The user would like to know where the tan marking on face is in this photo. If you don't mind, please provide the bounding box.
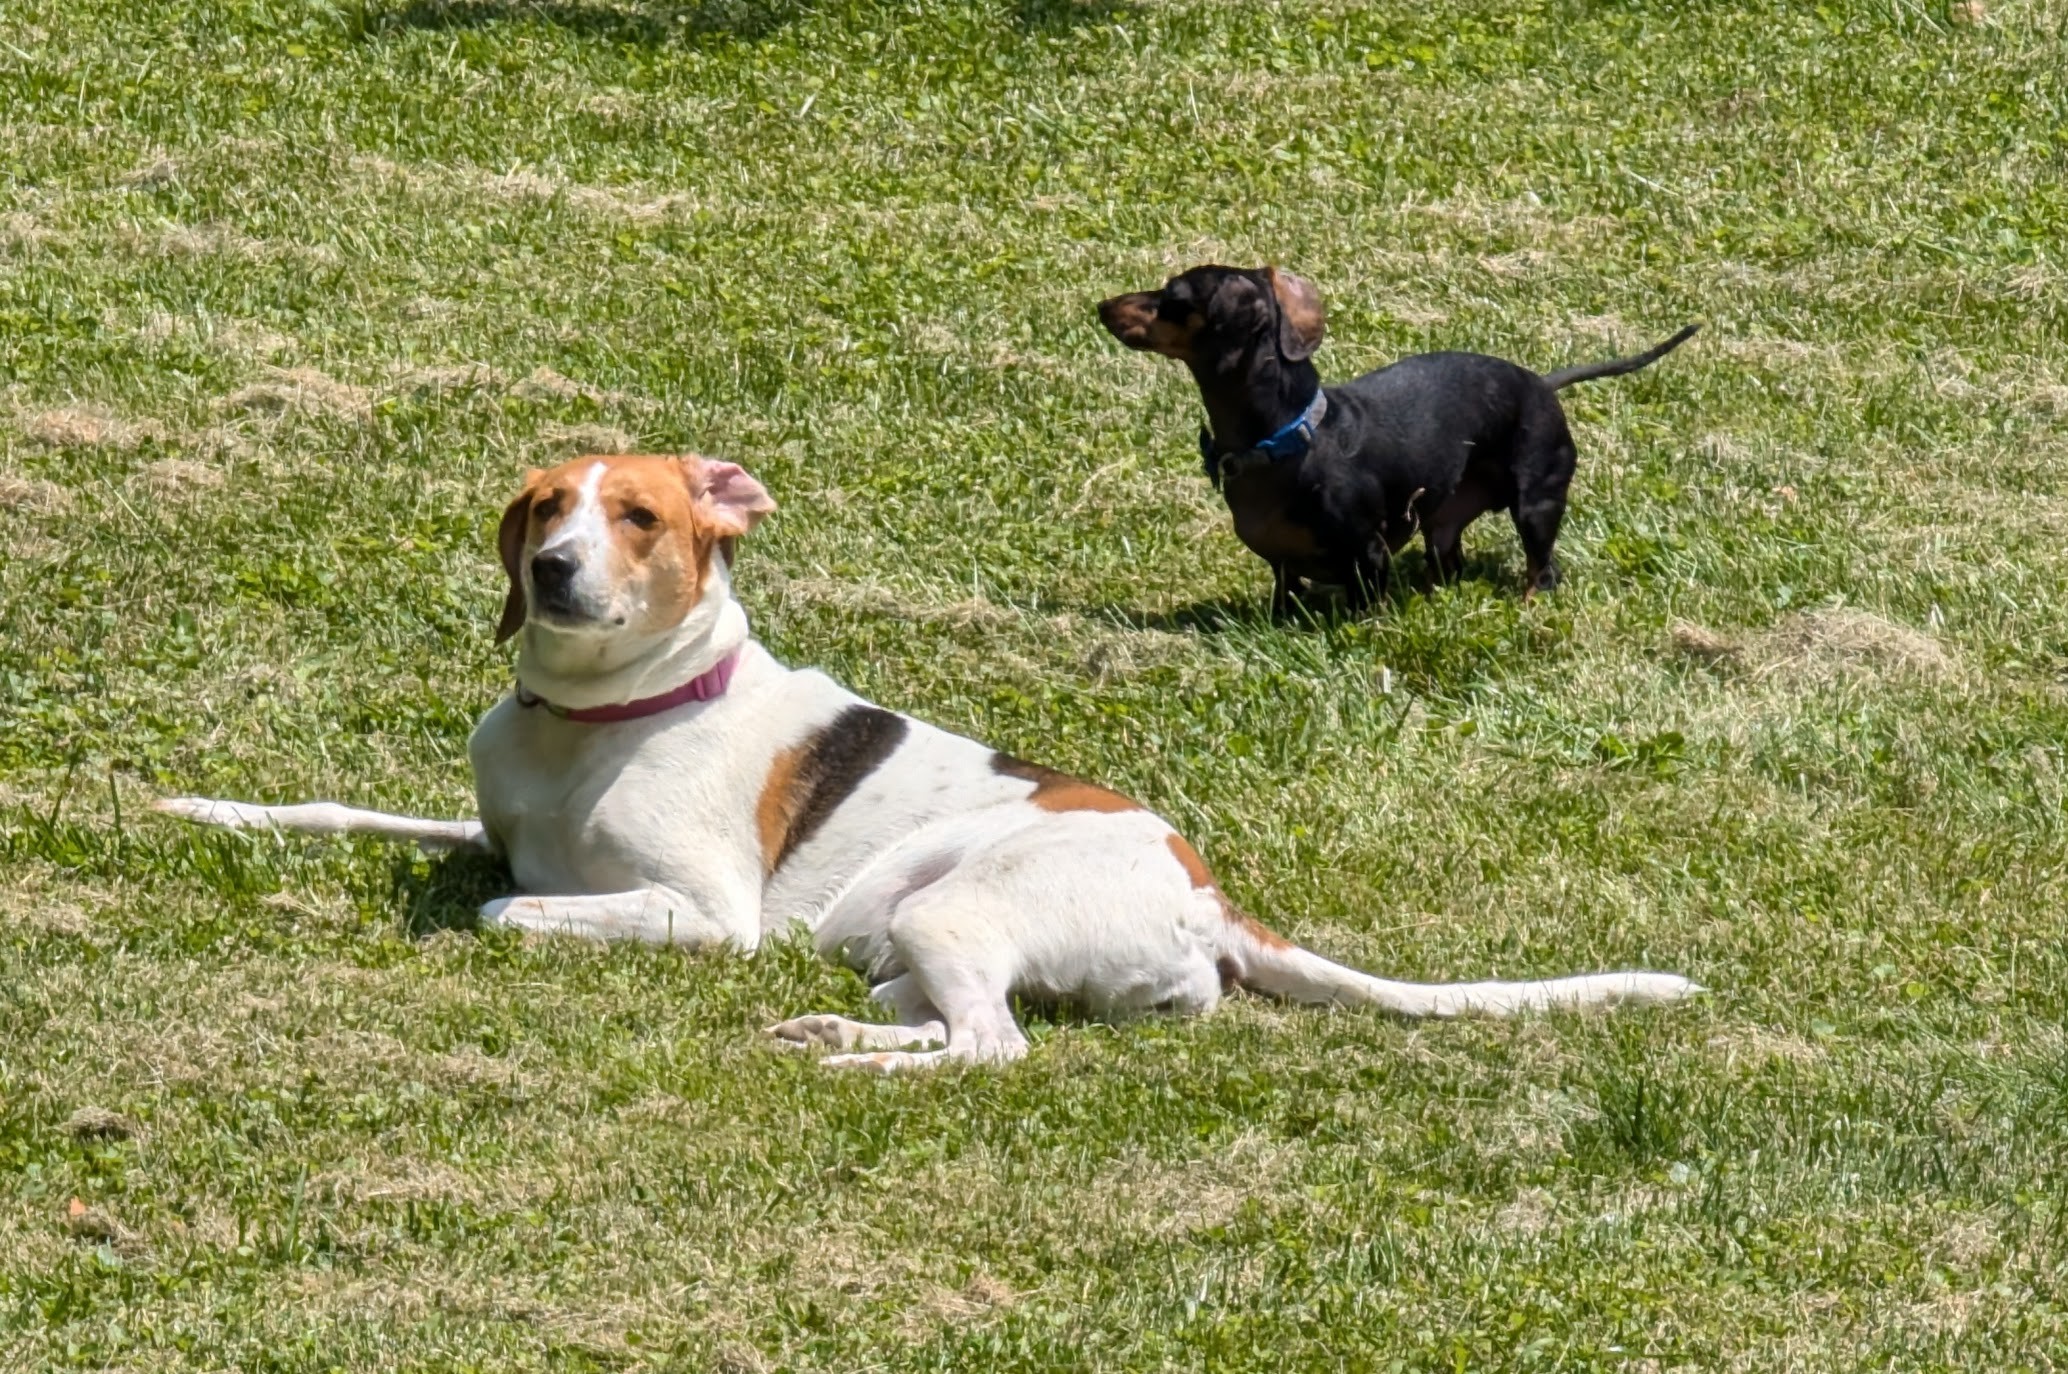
[991,753,1142,814]
[1143,317,1198,360]
[594,455,715,626]
[521,468,583,546]
[1098,292,1197,362]
[497,453,729,638]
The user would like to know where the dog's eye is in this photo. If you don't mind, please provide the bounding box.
[623,506,659,531]
[533,497,562,522]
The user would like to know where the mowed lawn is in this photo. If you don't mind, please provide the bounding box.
[3,0,2066,1367]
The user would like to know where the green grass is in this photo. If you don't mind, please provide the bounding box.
[3,0,2067,1366]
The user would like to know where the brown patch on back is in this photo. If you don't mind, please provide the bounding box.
[1164,833,1217,889]
[757,706,911,875]
[1231,909,1293,950]
[1164,833,1292,962]
[990,753,1141,814]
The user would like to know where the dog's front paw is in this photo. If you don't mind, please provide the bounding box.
[477,896,574,936]
[152,798,275,831]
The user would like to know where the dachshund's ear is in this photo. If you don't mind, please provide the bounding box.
[494,470,544,645]
[1266,267,1325,363]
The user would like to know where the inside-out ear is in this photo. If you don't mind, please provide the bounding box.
[1265,267,1326,363]
[493,470,542,645]
[682,457,777,540]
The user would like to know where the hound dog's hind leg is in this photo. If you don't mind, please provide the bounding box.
[821,889,1028,1071]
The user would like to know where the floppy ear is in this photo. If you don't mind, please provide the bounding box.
[493,471,542,645]
[683,457,777,540]
[1265,267,1325,362]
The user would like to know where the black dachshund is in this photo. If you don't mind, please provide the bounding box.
[1100,264,1697,612]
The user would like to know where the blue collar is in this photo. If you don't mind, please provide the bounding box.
[1198,390,1329,483]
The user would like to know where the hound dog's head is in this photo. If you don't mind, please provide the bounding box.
[1097,265,1325,369]
[495,454,775,644]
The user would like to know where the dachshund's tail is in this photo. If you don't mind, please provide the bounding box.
[1544,324,1700,390]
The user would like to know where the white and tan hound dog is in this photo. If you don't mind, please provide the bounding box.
[157,454,1699,1070]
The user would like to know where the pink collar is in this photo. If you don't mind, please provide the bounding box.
[516,649,741,724]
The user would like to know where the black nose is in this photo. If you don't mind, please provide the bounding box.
[530,550,577,602]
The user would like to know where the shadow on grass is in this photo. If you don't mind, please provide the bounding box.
[1111,550,1523,633]
[356,0,1126,45]
[390,847,511,938]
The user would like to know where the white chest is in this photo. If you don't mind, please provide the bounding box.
[470,701,760,900]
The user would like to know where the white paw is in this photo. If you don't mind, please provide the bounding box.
[767,1015,950,1051]
[821,1049,950,1074]
[152,797,273,831]
[821,1051,909,1074]
[766,1014,865,1050]
[477,897,582,937]
[478,897,558,932]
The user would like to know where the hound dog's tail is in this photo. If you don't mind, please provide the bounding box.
[1542,324,1700,391]
[1227,921,1699,1017]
